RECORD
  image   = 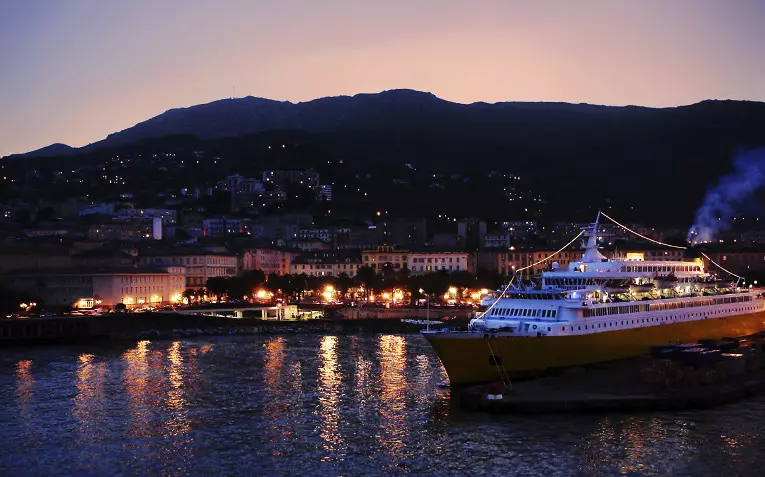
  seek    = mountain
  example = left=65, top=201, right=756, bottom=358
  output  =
left=13, top=142, right=76, bottom=158
left=12, top=90, right=765, bottom=160
left=7, top=90, right=765, bottom=224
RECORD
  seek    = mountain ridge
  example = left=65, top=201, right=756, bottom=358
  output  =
left=11, top=89, right=763, bottom=158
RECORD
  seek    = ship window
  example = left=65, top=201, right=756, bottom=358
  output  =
left=548, top=327, right=551, bottom=332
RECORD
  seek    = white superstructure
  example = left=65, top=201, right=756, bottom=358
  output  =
left=469, top=213, right=764, bottom=336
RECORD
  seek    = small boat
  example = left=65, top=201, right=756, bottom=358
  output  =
left=401, top=319, right=442, bottom=326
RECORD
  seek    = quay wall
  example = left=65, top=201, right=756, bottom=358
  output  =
left=0, top=310, right=470, bottom=346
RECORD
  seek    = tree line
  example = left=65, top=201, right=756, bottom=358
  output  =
left=191, top=267, right=506, bottom=304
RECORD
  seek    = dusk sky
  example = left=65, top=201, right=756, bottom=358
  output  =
left=2, top=0, right=765, bottom=157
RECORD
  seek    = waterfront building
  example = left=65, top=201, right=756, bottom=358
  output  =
left=407, top=250, right=471, bottom=275
left=362, top=245, right=408, bottom=270
left=2, top=266, right=186, bottom=309
left=240, top=248, right=296, bottom=276
left=290, top=253, right=361, bottom=277
left=139, top=250, right=237, bottom=289
left=477, top=248, right=581, bottom=278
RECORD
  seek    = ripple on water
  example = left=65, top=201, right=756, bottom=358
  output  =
left=0, top=334, right=763, bottom=476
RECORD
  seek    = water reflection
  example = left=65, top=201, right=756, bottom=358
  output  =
left=318, top=335, right=344, bottom=461
left=263, top=336, right=300, bottom=456
left=165, top=341, right=190, bottom=437
left=15, top=360, right=34, bottom=407
left=122, top=340, right=164, bottom=439
left=377, top=335, right=408, bottom=456
left=73, top=353, right=108, bottom=443
left=2, top=335, right=764, bottom=476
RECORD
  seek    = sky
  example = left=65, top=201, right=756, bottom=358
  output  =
left=1, top=0, right=765, bottom=157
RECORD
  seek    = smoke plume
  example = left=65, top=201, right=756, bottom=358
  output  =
left=688, top=147, right=765, bottom=244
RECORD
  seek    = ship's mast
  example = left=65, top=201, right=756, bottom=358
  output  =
left=582, top=211, right=607, bottom=263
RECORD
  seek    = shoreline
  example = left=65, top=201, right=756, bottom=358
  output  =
left=0, top=312, right=468, bottom=347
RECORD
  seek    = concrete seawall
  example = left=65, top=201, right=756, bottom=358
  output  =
left=0, top=312, right=470, bottom=346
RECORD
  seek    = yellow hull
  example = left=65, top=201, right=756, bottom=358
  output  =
left=425, top=311, right=765, bottom=386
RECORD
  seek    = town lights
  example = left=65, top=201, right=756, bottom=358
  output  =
left=255, top=289, right=268, bottom=299
left=322, top=285, right=335, bottom=302
left=171, top=293, right=183, bottom=303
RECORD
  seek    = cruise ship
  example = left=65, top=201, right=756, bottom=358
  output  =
left=423, top=214, right=765, bottom=386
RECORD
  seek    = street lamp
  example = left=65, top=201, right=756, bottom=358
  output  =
left=419, top=288, right=430, bottom=331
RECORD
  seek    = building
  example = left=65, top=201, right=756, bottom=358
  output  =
left=263, top=170, right=320, bottom=189
left=290, top=253, right=361, bottom=277
left=600, top=244, right=686, bottom=262
left=336, top=226, right=382, bottom=250
left=203, top=217, right=245, bottom=237
left=240, top=248, right=296, bottom=276
left=218, top=174, right=265, bottom=195
left=379, top=218, right=427, bottom=246
left=298, top=226, right=351, bottom=244
left=362, top=245, right=408, bottom=271
left=700, top=247, right=765, bottom=275
left=457, top=218, right=487, bottom=249
left=116, top=208, right=177, bottom=225
left=2, top=266, right=186, bottom=309
left=407, top=250, right=471, bottom=275
left=139, top=250, right=237, bottom=289
left=0, top=244, right=72, bottom=273
left=318, top=184, right=332, bottom=201
left=501, top=221, right=539, bottom=240
left=88, top=218, right=162, bottom=241
left=72, top=248, right=137, bottom=268
left=484, top=232, right=512, bottom=249
left=477, top=248, right=581, bottom=278
left=251, top=212, right=313, bottom=241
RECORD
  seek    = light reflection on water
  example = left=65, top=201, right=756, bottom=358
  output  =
left=0, top=334, right=763, bottom=476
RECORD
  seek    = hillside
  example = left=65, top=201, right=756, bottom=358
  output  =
left=6, top=90, right=765, bottom=224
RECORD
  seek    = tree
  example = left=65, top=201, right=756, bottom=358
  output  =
left=355, top=266, right=379, bottom=298
left=337, top=272, right=353, bottom=302
left=207, top=276, right=229, bottom=302
left=182, top=289, right=195, bottom=306
left=293, top=274, right=308, bottom=302
left=196, top=288, right=207, bottom=303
